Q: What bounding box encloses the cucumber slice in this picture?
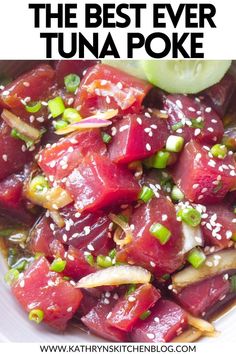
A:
[141,60,232,94]
[102,60,146,80]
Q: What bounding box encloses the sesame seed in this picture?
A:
[119,125,129,132]
[68,254,75,261]
[111,127,117,136]
[116,82,123,90]
[193,184,199,189]
[87,243,94,251]
[136,117,142,125]
[106,96,111,104]
[150,261,156,267]
[176,128,183,134]
[147,333,155,340]
[2,154,8,162]
[194,128,201,136]
[67,307,73,312]
[84,226,91,235]
[146,143,151,151]
[226,230,233,239]
[205,107,212,113]
[103,298,110,304]
[62,234,68,242]
[176,100,183,109]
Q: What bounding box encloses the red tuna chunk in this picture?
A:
[74,64,152,117]
[0,172,35,225]
[107,284,161,331]
[172,140,236,204]
[54,60,98,86]
[131,299,187,342]
[81,295,128,342]
[30,204,112,257]
[108,111,169,164]
[65,154,140,212]
[49,240,97,281]
[38,129,106,185]
[175,274,230,316]
[12,257,83,330]
[0,65,55,109]
[0,122,34,181]
[164,95,224,144]
[202,74,235,117]
[117,197,183,276]
[201,203,236,248]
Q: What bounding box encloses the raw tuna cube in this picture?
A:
[0,172,35,225]
[117,197,183,276]
[108,111,169,164]
[171,140,236,204]
[201,204,236,248]
[29,215,54,256]
[0,122,34,181]
[65,154,140,212]
[202,74,235,117]
[106,284,161,331]
[49,240,97,281]
[30,204,113,257]
[131,299,187,342]
[0,65,55,109]
[54,60,98,86]
[81,295,128,342]
[74,64,152,117]
[164,95,224,144]
[38,130,107,185]
[12,257,83,330]
[175,274,230,316]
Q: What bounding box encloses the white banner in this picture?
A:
[0,0,235,59]
[0,342,235,354]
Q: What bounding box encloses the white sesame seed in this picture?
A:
[147,333,155,339]
[136,117,142,125]
[205,107,212,113]
[146,143,151,151]
[67,306,73,312]
[194,128,201,136]
[87,244,94,251]
[2,154,8,162]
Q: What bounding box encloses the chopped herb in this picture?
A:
[140,310,151,320]
[11,128,34,149]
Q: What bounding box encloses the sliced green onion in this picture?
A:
[50,258,66,272]
[149,223,171,245]
[25,101,42,113]
[54,120,68,131]
[171,186,185,202]
[11,259,28,272]
[117,214,128,224]
[187,248,206,268]
[151,151,170,169]
[29,309,44,324]
[63,276,71,281]
[178,207,201,227]
[230,275,236,292]
[96,255,113,268]
[138,186,154,203]
[210,144,228,159]
[4,269,19,285]
[232,233,236,242]
[0,228,19,237]
[29,175,49,194]
[62,108,82,123]
[85,254,95,266]
[126,284,137,295]
[64,74,80,93]
[11,128,34,149]
[162,274,170,280]
[139,310,151,320]
[190,119,204,129]
[102,132,112,144]
[108,249,117,260]
[171,122,184,131]
[166,135,184,153]
[48,96,65,118]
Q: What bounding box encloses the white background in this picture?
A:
[0,0,235,59]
